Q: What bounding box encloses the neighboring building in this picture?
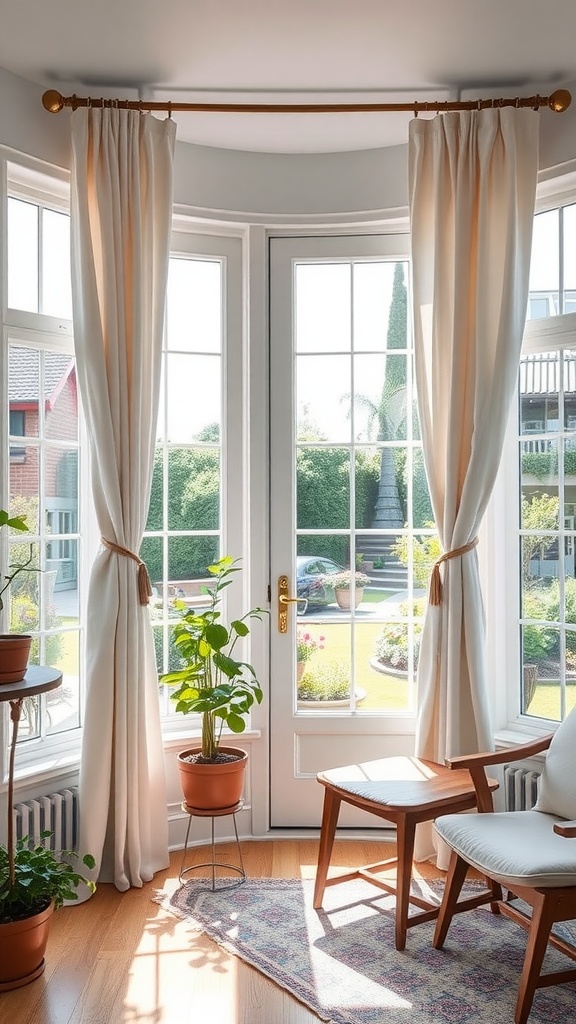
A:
[9,347,78,591]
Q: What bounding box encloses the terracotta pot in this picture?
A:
[334,587,364,610]
[0,900,54,990]
[177,745,248,811]
[0,635,32,685]
[297,661,305,682]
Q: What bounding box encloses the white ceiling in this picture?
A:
[1,0,575,154]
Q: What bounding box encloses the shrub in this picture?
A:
[297,660,350,701]
[374,599,425,672]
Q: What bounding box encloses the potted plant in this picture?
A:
[160,556,267,811]
[324,569,370,610]
[0,830,95,989]
[0,509,38,684]
[296,627,325,681]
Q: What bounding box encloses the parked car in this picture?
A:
[296,556,344,609]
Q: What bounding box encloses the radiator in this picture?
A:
[13,787,79,850]
[503,766,541,811]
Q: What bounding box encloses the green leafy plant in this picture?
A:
[160,556,267,761]
[0,831,95,923]
[323,569,370,591]
[0,508,37,613]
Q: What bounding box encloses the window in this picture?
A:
[9,409,25,460]
[502,197,576,726]
[139,232,243,722]
[526,203,576,321]
[4,170,82,751]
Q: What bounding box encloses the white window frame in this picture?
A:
[1,152,96,784]
[148,224,246,738]
[487,179,576,740]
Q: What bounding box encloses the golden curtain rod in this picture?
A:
[42,87,572,116]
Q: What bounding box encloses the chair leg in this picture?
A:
[433,851,469,949]
[514,894,555,1024]
[313,788,341,909]
[394,815,417,952]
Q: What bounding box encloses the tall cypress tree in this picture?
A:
[371,262,407,529]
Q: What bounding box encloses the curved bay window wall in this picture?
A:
[519,201,576,722]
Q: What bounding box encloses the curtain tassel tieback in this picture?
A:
[101,538,153,606]
[428,536,479,606]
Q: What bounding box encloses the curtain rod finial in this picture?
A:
[42,89,64,113]
[549,89,572,112]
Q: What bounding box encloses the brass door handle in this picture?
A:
[278,576,308,632]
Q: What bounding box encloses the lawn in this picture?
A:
[299,615,412,711]
[525,682,576,721]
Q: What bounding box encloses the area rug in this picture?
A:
[155,876,576,1024]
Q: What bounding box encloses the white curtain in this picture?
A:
[70,107,176,890]
[408,109,539,776]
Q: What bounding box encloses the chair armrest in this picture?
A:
[445,734,553,772]
[554,820,576,838]
[444,734,553,812]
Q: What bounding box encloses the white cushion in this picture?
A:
[435,810,576,888]
[534,704,576,820]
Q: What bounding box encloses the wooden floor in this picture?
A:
[0,839,447,1024]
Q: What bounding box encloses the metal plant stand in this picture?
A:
[179,799,246,891]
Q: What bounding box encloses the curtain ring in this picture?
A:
[167,101,172,119]
[477,98,481,111]
[515,97,521,108]
[413,101,418,118]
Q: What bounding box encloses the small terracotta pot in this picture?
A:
[0,900,54,990]
[0,635,32,685]
[178,745,248,811]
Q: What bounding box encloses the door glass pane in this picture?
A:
[293,258,420,715]
[353,262,407,352]
[297,448,350,531]
[296,264,351,353]
[296,354,351,442]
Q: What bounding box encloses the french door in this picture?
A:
[269,234,429,827]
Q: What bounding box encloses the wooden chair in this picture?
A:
[433,709,576,1024]
[313,754,498,951]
